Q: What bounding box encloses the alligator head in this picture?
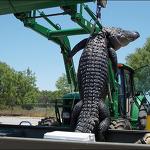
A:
[104,27,140,50]
[68,27,140,58]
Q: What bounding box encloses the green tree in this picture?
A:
[126,37,150,92]
[0,62,18,106]
[0,61,38,108]
[16,69,38,105]
[37,90,64,105]
[37,90,53,104]
[55,73,71,96]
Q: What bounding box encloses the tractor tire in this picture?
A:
[38,117,59,126]
[138,102,149,130]
[109,118,132,130]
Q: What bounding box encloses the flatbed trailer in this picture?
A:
[0,124,149,149]
[0,137,150,150]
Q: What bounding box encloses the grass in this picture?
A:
[0,106,56,117]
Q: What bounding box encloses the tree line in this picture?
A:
[0,62,70,109]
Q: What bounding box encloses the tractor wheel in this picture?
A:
[109,118,132,130]
[38,117,59,126]
[138,102,149,130]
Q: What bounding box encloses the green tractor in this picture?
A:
[56,63,149,130]
[109,63,149,130]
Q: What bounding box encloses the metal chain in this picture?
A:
[96,3,101,19]
[90,2,102,35]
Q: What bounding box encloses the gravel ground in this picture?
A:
[0,116,42,126]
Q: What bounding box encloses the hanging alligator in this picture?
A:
[68,27,140,140]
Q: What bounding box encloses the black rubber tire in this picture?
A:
[109,118,132,130]
[38,117,58,126]
[138,102,149,130]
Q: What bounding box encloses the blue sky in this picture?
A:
[0,1,150,91]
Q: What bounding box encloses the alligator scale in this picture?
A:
[69,27,140,140]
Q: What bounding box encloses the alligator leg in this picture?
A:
[68,38,88,58]
[97,100,110,141]
[70,100,82,129]
[108,47,118,80]
[66,38,88,64]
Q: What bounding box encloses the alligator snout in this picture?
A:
[104,27,140,50]
[117,30,140,49]
[126,31,140,41]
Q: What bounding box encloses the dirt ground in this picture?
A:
[0,116,42,126]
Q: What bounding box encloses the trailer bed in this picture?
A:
[0,136,150,150]
[0,124,150,149]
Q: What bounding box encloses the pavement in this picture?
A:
[0,116,42,126]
